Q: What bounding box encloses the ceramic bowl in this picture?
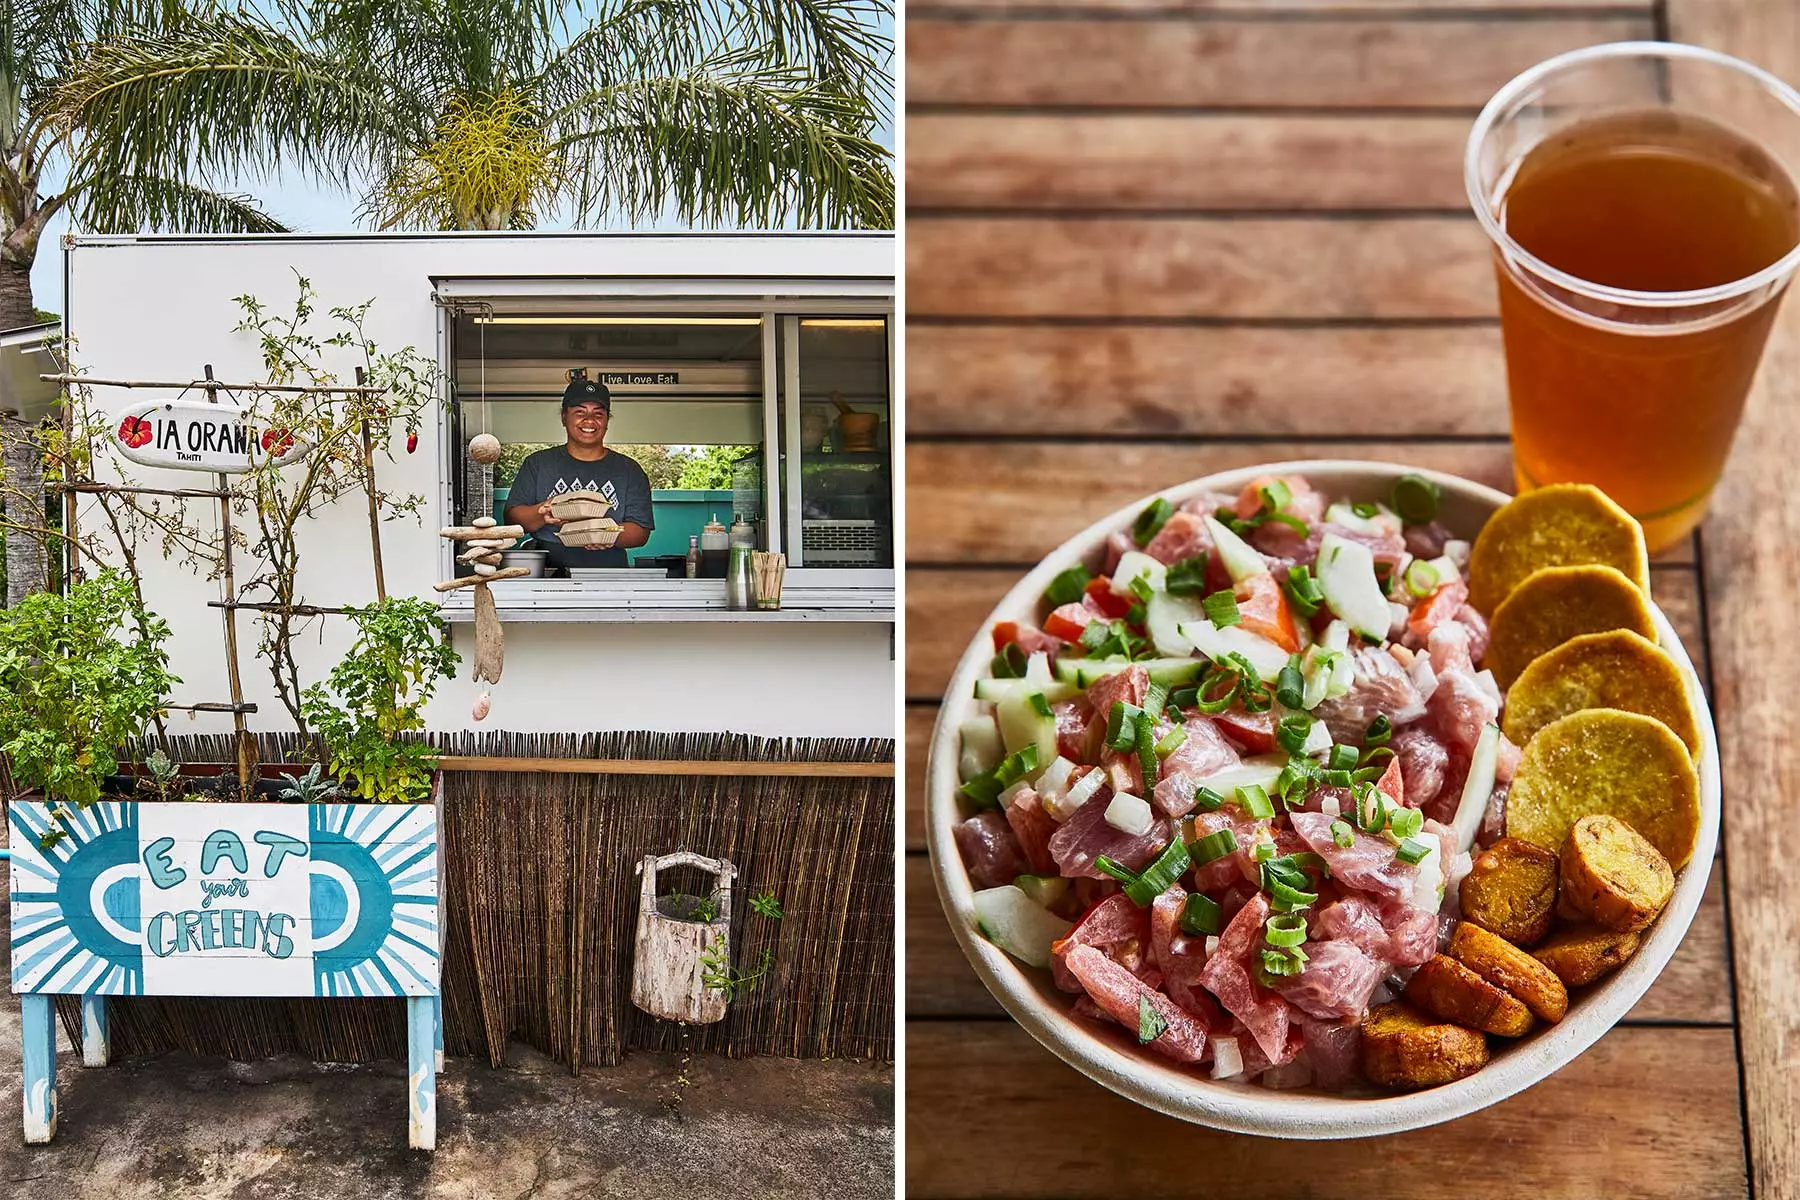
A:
[925,460,1721,1139]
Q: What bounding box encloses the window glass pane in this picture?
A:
[780,316,893,569]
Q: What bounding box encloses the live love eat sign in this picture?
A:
[110,399,310,473]
[7,800,444,1149]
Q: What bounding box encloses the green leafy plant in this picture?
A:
[701,887,785,1000]
[277,762,343,804]
[0,571,178,847]
[300,597,459,804]
[142,748,186,802]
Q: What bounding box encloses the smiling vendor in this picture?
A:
[505,375,655,569]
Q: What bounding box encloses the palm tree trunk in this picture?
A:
[1,247,51,605]
[2,413,49,606]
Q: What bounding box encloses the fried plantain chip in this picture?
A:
[1503,629,1701,757]
[1506,709,1700,869]
[1468,483,1649,615]
[1485,565,1659,689]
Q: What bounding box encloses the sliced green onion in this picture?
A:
[1351,501,1380,519]
[1180,893,1223,937]
[1043,565,1092,607]
[991,642,1028,679]
[1351,764,1388,785]
[1080,620,1115,652]
[1154,726,1188,758]
[1267,879,1318,912]
[1275,662,1306,710]
[1193,786,1227,813]
[1259,947,1307,978]
[1390,473,1442,524]
[1143,681,1169,718]
[1169,685,1199,710]
[1261,856,1312,892]
[1389,805,1424,841]
[1105,701,1142,752]
[1237,784,1276,820]
[1260,480,1293,512]
[1190,829,1238,865]
[1359,746,1397,772]
[1094,855,1138,887]
[1328,744,1359,772]
[959,774,1005,808]
[958,744,1040,808]
[1330,820,1355,849]
[1203,589,1241,629]
[1133,497,1175,546]
[1250,838,1275,864]
[1138,993,1168,1044]
[1396,837,1435,865]
[1264,913,1309,947]
[1128,573,1155,603]
[1123,836,1192,905]
[1321,768,1354,788]
[1191,665,1239,715]
[1239,681,1275,714]
[1165,553,1209,597]
[1284,564,1325,618]
[1028,692,1054,719]
[1126,602,1147,626]
[1135,716,1160,789]
[1352,783,1386,833]
[1364,714,1392,747]
[1261,512,1311,537]
[1275,713,1313,756]
[1275,757,1317,809]
[1404,559,1440,598]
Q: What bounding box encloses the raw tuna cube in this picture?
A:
[1271,939,1385,1021]
[1150,716,1241,817]
[1048,791,1173,880]
[955,811,1029,890]
[1289,810,1419,906]
[1050,892,1150,993]
[1003,786,1059,875]
[1065,944,1210,1064]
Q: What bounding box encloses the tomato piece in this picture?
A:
[1233,573,1299,653]
[1213,708,1276,754]
[992,621,1021,651]
[1377,757,1405,808]
[1046,604,1098,644]
[1084,576,1133,619]
[1406,579,1470,642]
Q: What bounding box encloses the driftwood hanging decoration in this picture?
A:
[437,518,521,692]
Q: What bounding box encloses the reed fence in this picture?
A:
[28,730,894,1070]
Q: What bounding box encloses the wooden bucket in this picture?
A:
[630,851,737,1025]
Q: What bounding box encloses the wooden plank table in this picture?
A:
[904,1,1793,1194]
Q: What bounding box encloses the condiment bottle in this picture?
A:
[700,514,729,579]
[685,535,701,579]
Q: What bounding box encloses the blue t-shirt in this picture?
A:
[508,446,655,568]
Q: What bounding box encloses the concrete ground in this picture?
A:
[0,999,894,1199]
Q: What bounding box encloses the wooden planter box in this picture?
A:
[6,783,442,1149]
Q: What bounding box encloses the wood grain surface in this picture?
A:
[905,0,1766,1192]
[1667,3,1800,1195]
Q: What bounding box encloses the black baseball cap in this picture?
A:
[562,377,611,412]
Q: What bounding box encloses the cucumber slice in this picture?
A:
[1203,514,1269,582]
[1193,754,1288,797]
[1053,656,1206,689]
[996,689,1059,775]
[1408,840,1445,912]
[1177,618,1289,682]
[958,715,1005,782]
[1449,722,1501,854]
[1144,591,1205,657]
[974,677,1078,703]
[1316,533,1392,641]
[1024,650,1054,685]
[1013,874,1071,911]
[973,885,1075,969]
[1111,551,1168,597]
[1324,502,1390,536]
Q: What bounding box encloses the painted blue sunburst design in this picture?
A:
[308,803,440,998]
[8,801,145,996]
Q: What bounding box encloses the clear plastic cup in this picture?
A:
[1467,42,1800,551]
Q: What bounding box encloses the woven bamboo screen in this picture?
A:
[45,731,895,1069]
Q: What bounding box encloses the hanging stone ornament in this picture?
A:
[468,433,502,464]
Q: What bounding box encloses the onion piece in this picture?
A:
[1211,1035,1244,1080]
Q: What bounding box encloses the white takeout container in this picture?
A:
[925,460,1721,1139]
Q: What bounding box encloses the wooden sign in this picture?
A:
[110,399,310,473]
[7,799,442,1148]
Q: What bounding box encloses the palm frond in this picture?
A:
[550,68,894,230]
[72,172,290,234]
[53,9,416,196]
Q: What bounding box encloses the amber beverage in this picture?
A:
[1468,45,1800,551]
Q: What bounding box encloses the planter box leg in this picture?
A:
[22,995,58,1144]
[408,996,436,1151]
[433,994,444,1072]
[80,996,109,1068]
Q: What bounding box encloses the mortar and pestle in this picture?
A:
[830,391,880,453]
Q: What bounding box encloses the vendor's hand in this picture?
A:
[536,500,562,526]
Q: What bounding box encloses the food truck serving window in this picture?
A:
[437,303,893,623]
